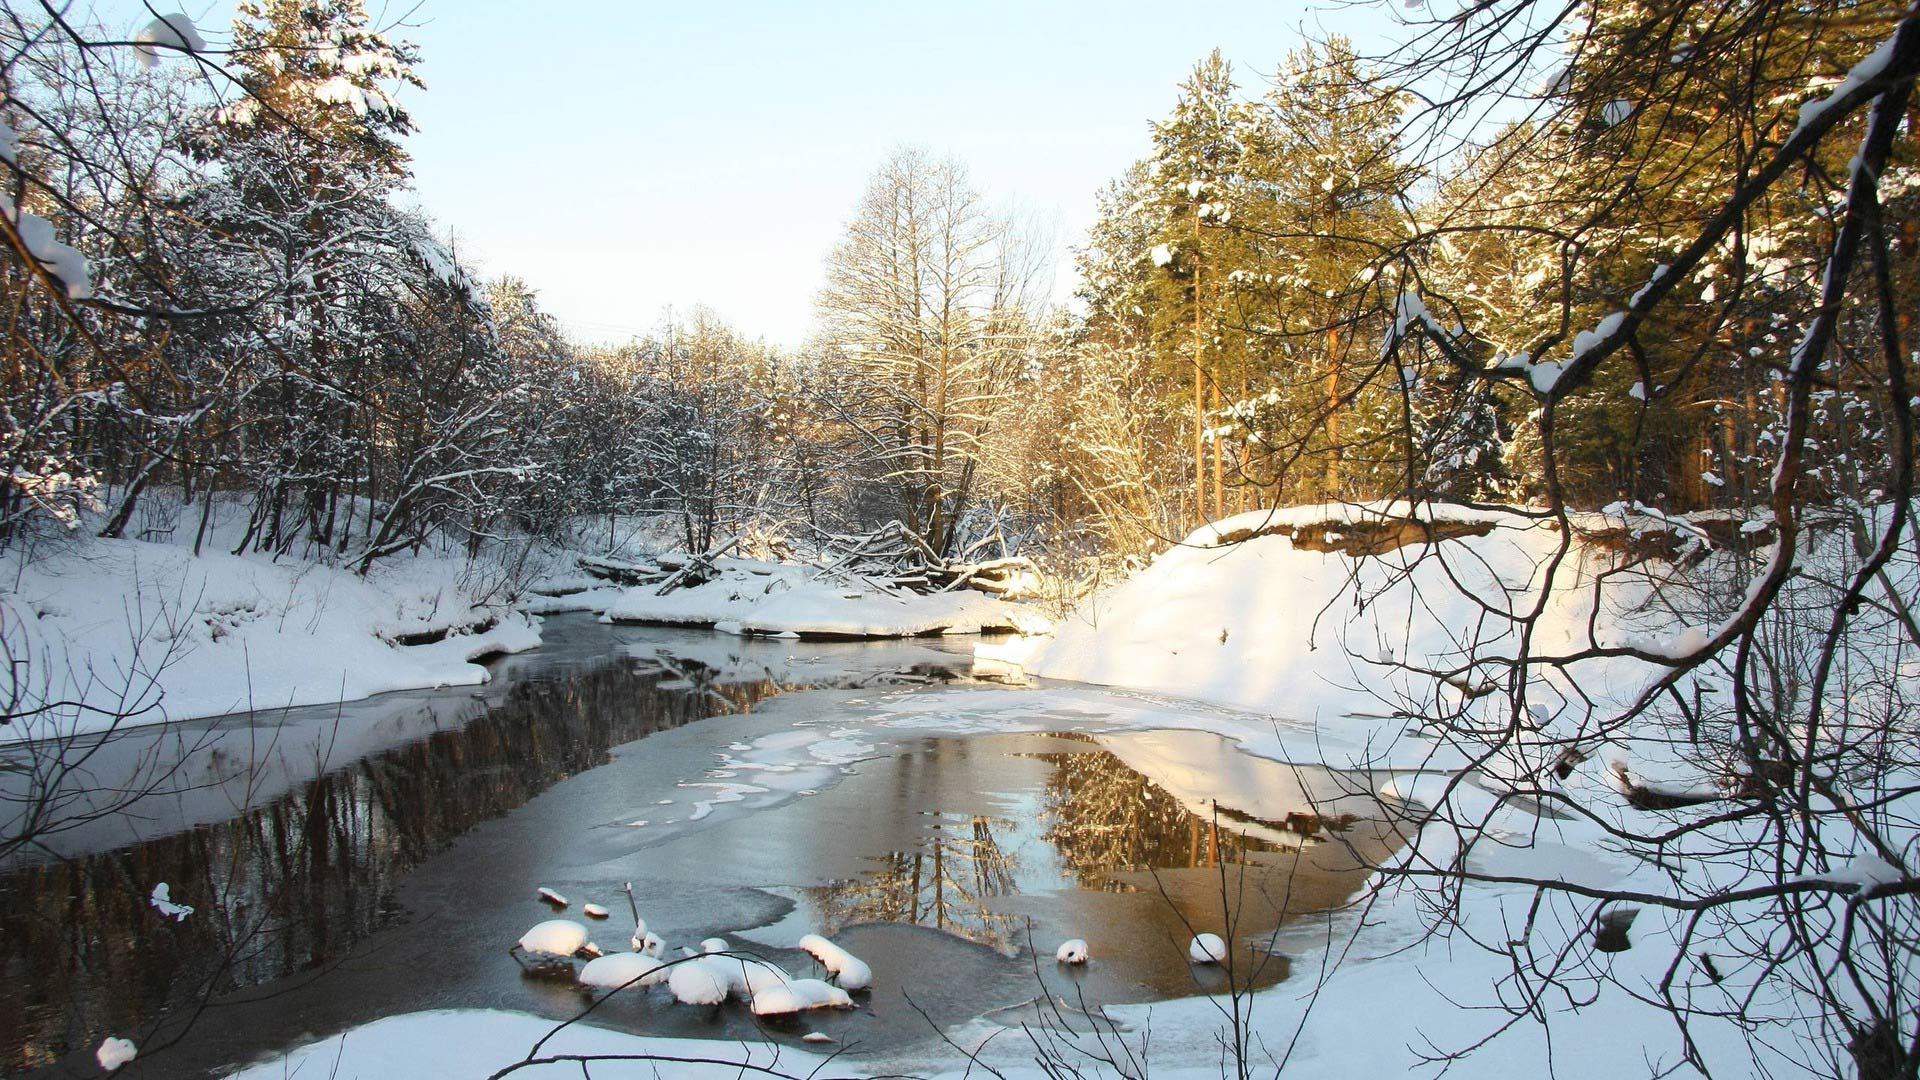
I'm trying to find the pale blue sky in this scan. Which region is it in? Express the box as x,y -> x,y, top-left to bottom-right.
97,1 -> 1401,346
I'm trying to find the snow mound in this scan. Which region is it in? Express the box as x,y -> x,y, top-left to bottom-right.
517,920 -> 590,958
667,957 -> 730,1005
1013,502 -> 1670,729
1189,933 -> 1227,964
578,952 -> 665,990
750,978 -> 853,1016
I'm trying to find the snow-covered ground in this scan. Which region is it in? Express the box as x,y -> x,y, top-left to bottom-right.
2,501 -> 1048,743
985,501 -> 1672,724
221,1009 -> 826,1080
955,500 -> 1915,1080
563,555 -> 1052,639
1,531 -> 540,743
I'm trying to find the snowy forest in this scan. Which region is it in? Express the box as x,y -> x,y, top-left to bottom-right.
2,2 -> 1918,1080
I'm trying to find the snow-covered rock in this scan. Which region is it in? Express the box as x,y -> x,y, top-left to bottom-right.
517,920 -> 593,959
667,957 -> 730,1005
796,933 -> 872,990
749,978 -> 853,1015
1189,933 -> 1227,964
96,1037 -> 137,1071
578,952 -> 666,990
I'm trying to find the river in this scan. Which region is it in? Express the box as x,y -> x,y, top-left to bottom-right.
0,614 -> 1401,1078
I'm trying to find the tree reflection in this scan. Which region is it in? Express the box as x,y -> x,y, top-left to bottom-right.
0,655 -> 778,1072
807,812 -> 1026,951
804,742 -> 1323,955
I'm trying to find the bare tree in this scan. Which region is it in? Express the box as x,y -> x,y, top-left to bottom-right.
815,146 -> 1048,558
1328,2 -> 1920,1078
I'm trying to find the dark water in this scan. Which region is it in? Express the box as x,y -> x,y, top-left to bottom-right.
0,617 -> 1400,1078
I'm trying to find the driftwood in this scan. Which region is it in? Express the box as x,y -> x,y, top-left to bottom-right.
803,521 -> 1040,598
577,554 -> 672,587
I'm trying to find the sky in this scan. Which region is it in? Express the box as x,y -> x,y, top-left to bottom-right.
97,1 -> 1403,347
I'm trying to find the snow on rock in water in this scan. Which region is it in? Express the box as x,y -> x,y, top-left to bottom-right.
667,957 -> 731,1005
750,978 -> 854,1016
1189,933 -> 1228,964
700,937 -> 729,953
578,952 -> 666,990
518,920 -> 592,958
537,887 -> 568,907
149,882 -> 194,922
582,903 -> 609,919
797,933 -> 873,990
96,1037 -> 137,1071
1055,938 -> 1089,964
706,955 -> 793,998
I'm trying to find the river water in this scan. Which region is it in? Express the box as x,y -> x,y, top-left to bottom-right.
0,615 -> 1401,1078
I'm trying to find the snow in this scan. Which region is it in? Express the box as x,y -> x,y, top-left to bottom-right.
666,957 -> 730,1005
943,503 -> 1920,1080
582,903 -> 608,918
1804,855 -> 1906,891
1,521 -> 542,743
1055,938 -> 1089,964
148,882 -> 193,922
1527,357 -> 1566,394
1573,311 -> 1628,360
516,920 -> 591,958
577,952 -> 665,990
95,1037 -> 137,1071
223,1010 -> 824,1080
1792,29 -> 1901,139
598,556 -> 1049,639
2,195 -> 93,299
749,978 -> 853,1016
132,14 -> 206,67
537,887 -> 568,907
705,955 -> 794,998
1188,933 -> 1227,963
1001,503 -> 1663,740
796,932 -> 872,990
1150,243 -> 1175,267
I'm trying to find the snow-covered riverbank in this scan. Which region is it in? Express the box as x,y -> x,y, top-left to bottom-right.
2,508 -> 1050,742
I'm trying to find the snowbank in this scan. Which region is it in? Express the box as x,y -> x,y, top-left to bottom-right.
1,533 -> 539,742
994,502 -> 1668,728
601,556 -> 1051,639
222,1009 -> 823,1080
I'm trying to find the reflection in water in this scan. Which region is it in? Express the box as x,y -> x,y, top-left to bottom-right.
0,655 -> 780,1073
803,734 -> 1398,978
808,811 -> 1027,950
1037,738 -> 1282,885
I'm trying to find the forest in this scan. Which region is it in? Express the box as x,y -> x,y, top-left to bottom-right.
5,2 -> 1905,578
